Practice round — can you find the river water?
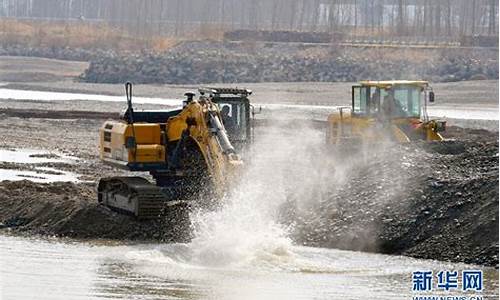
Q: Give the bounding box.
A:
[0,148,80,182]
[1,234,498,300]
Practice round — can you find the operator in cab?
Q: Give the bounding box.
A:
[220,105,236,131]
[382,92,405,118]
[381,94,394,119]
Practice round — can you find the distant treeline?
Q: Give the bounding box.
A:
[0,0,497,39]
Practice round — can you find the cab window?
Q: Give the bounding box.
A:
[218,102,247,141]
[368,88,381,115]
[393,86,421,118]
[352,86,369,115]
[353,86,382,116]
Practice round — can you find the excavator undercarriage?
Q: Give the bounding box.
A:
[97,177,185,219]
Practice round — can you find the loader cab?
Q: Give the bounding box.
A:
[352,81,431,120]
[199,87,253,150]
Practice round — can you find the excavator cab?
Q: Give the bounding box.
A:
[327,80,445,144]
[199,87,253,151]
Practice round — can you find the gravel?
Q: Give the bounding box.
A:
[282,127,499,267]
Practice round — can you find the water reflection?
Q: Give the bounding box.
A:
[0,148,79,182]
[1,235,497,300]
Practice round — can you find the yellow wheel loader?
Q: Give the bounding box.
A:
[98,83,253,219]
[326,80,446,145]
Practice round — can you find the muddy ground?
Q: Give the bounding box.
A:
[0,56,88,82]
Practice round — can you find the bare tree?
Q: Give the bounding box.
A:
[0,0,497,41]
[488,0,496,35]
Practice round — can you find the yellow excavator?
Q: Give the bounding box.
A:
[326,80,446,144]
[98,83,253,219]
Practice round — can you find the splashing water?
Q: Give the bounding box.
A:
[122,120,346,278]
[186,121,326,270]
[127,117,410,273]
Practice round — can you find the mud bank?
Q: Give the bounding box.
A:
[0,181,191,242]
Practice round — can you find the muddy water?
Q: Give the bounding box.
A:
[0,149,79,182]
[0,234,498,300]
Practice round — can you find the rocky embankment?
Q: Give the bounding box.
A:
[82,41,498,84]
[284,127,499,266]
[1,41,497,84]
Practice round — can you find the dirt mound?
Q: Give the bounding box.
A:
[283,127,499,266]
[0,181,190,242]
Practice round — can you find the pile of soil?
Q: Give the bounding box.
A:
[0,181,191,242]
[283,127,498,266]
[82,41,498,84]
